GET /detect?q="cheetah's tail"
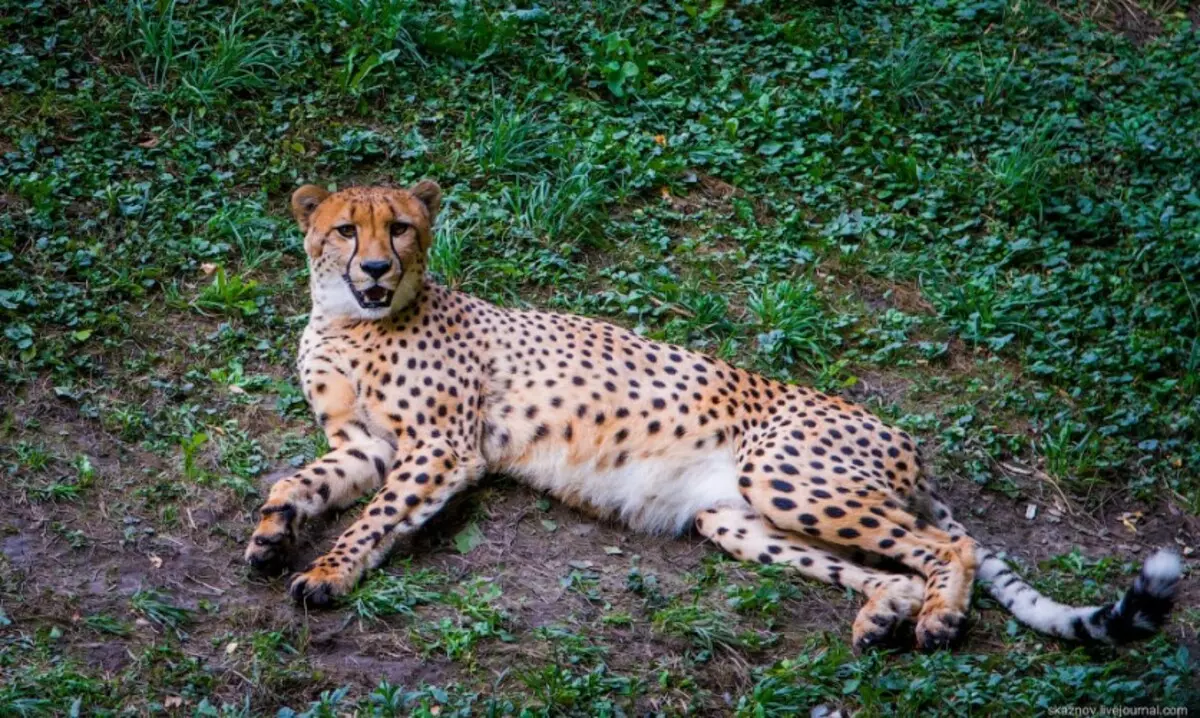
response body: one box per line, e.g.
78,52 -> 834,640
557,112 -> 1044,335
976,545 -> 1181,644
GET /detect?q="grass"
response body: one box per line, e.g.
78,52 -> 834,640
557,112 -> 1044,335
0,0 -> 1197,714
747,278 -> 838,371
347,563 -> 444,621
130,589 -> 194,637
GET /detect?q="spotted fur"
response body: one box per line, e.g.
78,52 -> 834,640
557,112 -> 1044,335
245,182 -> 1181,651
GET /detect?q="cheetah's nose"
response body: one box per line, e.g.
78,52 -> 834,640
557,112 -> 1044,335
361,259 -> 392,279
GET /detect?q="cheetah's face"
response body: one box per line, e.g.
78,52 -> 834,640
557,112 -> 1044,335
290,182 -> 441,320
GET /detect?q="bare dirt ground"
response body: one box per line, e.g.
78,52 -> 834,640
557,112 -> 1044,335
4,379 -> 1195,711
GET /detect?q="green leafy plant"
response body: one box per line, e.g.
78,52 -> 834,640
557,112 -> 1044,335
130,589 -> 193,637
193,266 -> 262,317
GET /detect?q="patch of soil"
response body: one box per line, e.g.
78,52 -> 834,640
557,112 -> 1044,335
3,387 -> 1196,710
310,639 -> 450,688
843,369 -> 916,410
1048,0 -> 1176,45
1112,2 -> 1168,44
935,476 -> 1198,646
664,172 -> 743,215
0,191 -> 25,218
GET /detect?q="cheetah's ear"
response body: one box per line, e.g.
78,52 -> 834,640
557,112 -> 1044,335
291,184 -> 331,232
409,179 -> 442,225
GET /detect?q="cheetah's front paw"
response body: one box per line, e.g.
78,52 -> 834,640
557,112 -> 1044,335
245,504 -> 298,574
288,560 -> 355,608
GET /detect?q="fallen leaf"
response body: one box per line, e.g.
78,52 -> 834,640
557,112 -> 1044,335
659,186 -> 671,200
138,135 -> 160,149
164,696 -> 183,709
200,262 -> 218,276
653,134 -> 667,146
1118,511 -> 1142,534
228,385 -> 247,395
453,522 -> 486,554
1000,462 -> 1032,476
225,641 -> 239,654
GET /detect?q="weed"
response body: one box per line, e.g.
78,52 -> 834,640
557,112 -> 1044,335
193,267 -> 262,317
986,116 -> 1064,217
518,663 -> 640,714
747,280 -> 838,370
724,574 -> 801,616
180,431 -> 210,483
124,0 -> 182,89
180,9 -> 281,107
130,589 -> 192,637
84,613 -> 132,637
502,157 -> 608,244
428,208 -> 474,289
347,565 -> 443,621
465,99 -> 553,177
652,602 -> 772,658
410,579 -> 512,661
876,38 -> 946,111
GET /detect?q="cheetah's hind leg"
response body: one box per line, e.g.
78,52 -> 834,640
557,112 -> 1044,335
696,507 -> 925,652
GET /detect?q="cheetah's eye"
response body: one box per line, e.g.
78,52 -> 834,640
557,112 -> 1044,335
335,225 -> 356,238
390,221 -> 411,236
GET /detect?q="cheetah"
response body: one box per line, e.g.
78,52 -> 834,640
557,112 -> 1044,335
245,181 -> 1181,651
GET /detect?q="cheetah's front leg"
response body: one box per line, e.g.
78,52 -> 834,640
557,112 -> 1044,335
245,425 -> 393,573
289,442 -> 483,606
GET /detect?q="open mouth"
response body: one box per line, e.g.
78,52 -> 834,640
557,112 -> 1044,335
345,278 -> 395,309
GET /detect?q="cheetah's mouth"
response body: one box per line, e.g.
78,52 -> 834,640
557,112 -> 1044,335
345,279 -> 394,309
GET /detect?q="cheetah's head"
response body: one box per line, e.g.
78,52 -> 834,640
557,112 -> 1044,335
290,181 -> 441,321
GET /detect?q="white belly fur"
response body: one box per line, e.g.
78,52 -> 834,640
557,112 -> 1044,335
494,444 -> 743,536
